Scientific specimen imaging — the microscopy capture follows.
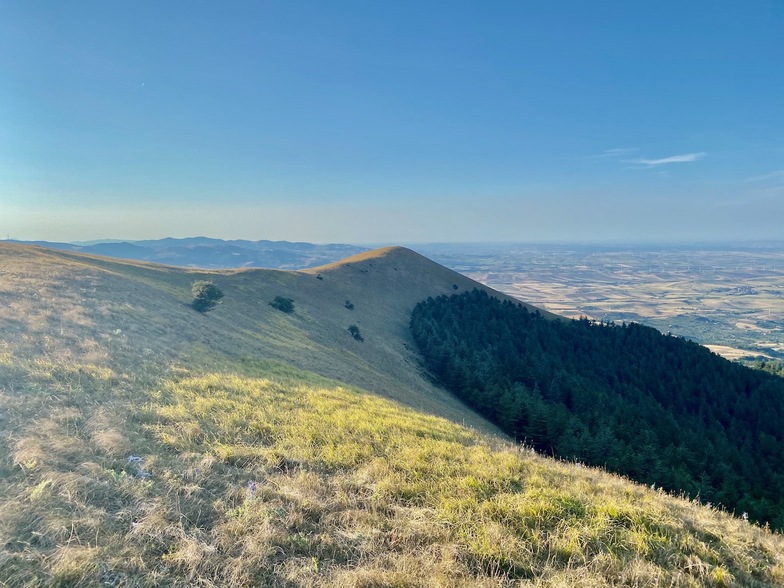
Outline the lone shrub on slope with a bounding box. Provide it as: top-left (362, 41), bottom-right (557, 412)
top-left (191, 280), bottom-right (224, 312)
top-left (270, 296), bottom-right (295, 313)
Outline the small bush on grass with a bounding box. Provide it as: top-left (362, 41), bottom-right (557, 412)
top-left (270, 296), bottom-right (295, 313)
top-left (191, 281), bottom-right (224, 313)
top-left (348, 325), bottom-right (363, 341)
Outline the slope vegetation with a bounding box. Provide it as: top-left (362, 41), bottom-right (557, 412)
top-left (411, 289), bottom-right (784, 528)
top-left (0, 243), bottom-right (782, 587)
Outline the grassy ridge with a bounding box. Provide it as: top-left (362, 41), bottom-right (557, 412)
top-left (1, 350), bottom-right (782, 586)
top-left (1, 243), bottom-right (783, 586)
top-left (0, 243), bottom-right (501, 433)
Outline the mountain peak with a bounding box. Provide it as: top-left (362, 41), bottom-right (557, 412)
top-left (306, 245), bottom-right (555, 319)
top-left (305, 246), bottom-right (422, 271)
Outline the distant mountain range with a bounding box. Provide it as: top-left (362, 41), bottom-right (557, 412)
top-left (9, 237), bottom-right (368, 269)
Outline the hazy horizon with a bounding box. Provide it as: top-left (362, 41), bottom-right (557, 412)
top-left (8, 235), bottom-right (784, 250)
top-left (3, 2), bottom-right (782, 243)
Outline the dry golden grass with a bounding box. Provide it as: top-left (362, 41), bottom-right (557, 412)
top-left (2, 358), bottom-right (783, 587)
top-left (0, 243), bottom-right (782, 587)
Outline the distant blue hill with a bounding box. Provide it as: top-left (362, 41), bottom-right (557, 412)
top-left (10, 237), bottom-right (367, 270)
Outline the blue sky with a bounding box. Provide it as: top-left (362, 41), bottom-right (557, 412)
top-left (2, 1), bottom-right (782, 243)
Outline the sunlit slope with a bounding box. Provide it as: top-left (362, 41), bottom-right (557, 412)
top-left (1, 242), bottom-right (783, 587)
top-left (2, 350), bottom-right (783, 586)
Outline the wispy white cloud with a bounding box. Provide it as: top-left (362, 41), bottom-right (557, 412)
top-left (627, 152), bottom-right (706, 166)
top-left (590, 147), bottom-right (638, 159)
top-left (744, 170), bottom-right (784, 183)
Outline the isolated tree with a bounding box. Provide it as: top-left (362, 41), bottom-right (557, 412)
top-left (191, 280), bottom-right (224, 312)
top-left (269, 296), bottom-right (295, 313)
top-left (348, 324), bottom-right (363, 341)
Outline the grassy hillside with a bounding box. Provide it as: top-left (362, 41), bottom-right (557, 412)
top-left (0, 243), bottom-right (782, 587)
top-left (0, 243), bottom-right (503, 430)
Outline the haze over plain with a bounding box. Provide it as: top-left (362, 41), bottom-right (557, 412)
top-left (2, 1), bottom-right (782, 243)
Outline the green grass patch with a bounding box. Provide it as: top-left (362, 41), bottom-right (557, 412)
top-left (3, 353), bottom-right (781, 586)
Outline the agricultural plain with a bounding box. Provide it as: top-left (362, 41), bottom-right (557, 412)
top-left (421, 243), bottom-right (784, 361)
